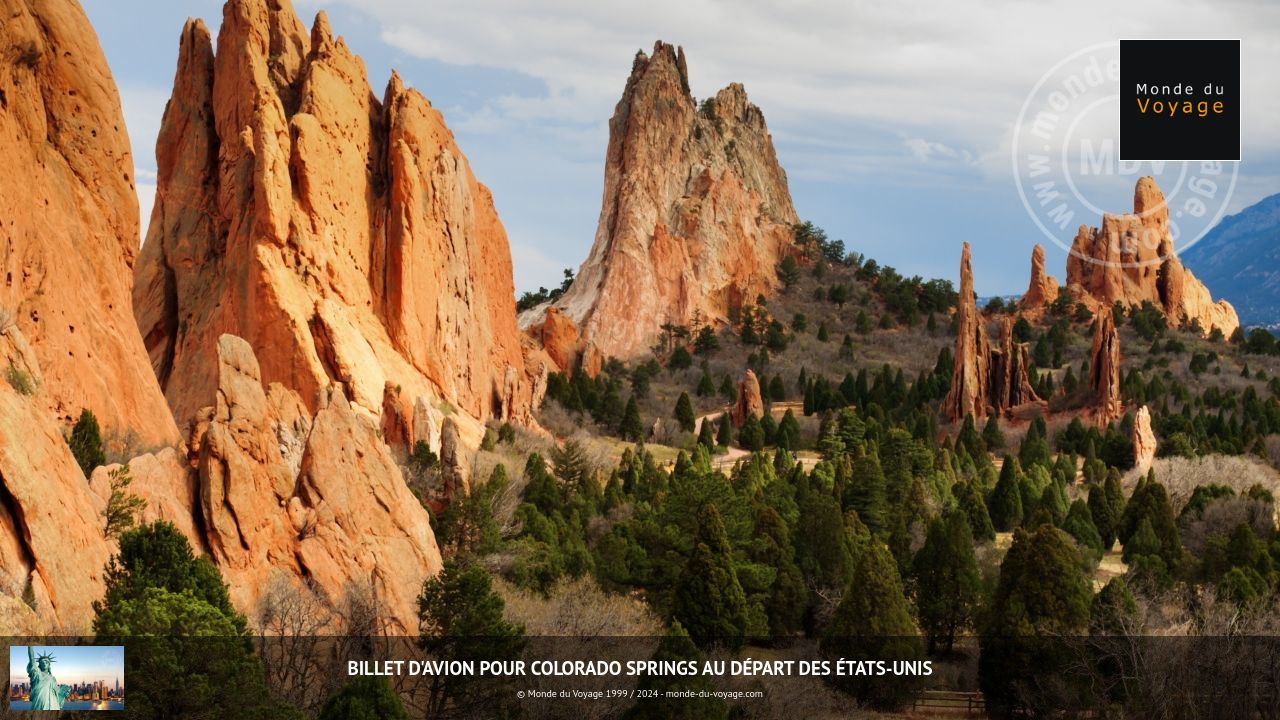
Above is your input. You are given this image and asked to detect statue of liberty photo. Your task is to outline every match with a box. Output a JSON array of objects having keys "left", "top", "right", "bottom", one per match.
[{"left": 26, "top": 646, "right": 71, "bottom": 710}]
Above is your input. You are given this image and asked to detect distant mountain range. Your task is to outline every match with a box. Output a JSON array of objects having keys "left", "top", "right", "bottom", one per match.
[{"left": 1182, "top": 192, "right": 1280, "bottom": 328}]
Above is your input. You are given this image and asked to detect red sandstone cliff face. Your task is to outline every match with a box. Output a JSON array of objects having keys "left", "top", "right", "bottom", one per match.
[
  {"left": 0, "top": 0, "right": 178, "bottom": 446},
  {"left": 523, "top": 41, "right": 799, "bottom": 361},
  {"left": 133, "top": 2, "right": 547, "bottom": 448},
  {"left": 1065, "top": 177, "right": 1239, "bottom": 337}
]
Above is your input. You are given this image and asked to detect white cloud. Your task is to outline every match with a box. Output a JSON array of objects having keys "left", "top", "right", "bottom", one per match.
[{"left": 312, "top": 0, "right": 1280, "bottom": 186}]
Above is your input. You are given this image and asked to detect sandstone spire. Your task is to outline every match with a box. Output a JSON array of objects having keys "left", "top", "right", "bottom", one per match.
[
  {"left": 1089, "top": 311, "right": 1123, "bottom": 426},
  {"left": 1065, "top": 177, "right": 1238, "bottom": 337},
  {"left": 988, "top": 317, "right": 1041, "bottom": 413},
  {"left": 134, "top": 2, "right": 548, "bottom": 448},
  {"left": 731, "top": 369, "right": 765, "bottom": 427},
  {"left": 943, "top": 243, "right": 990, "bottom": 422},
  {"left": 0, "top": 0, "right": 178, "bottom": 445},
  {"left": 1020, "top": 244, "right": 1059, "bottom": 312},
  {"left": 1132, "top": 405, "right": 1157, "bottom": 473},
  {"left": 524, "top": 41, "right": 800, "bottom": 360}
]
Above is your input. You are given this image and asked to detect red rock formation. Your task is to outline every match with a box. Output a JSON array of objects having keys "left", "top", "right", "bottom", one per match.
[
  {"left": 0, "top": 344, "right": 111, "bottom": 632},
  {"left": 1089, "top": 311, "right": 1123, "bottom": 426},
  {"left": 0, "top": 0, "right": 178, "bottom": 445},
  {"left": 1020, "top": 244, "right": 1059, "bottom": 312},
  {"left": 988, "top": 317, "right": 1041, "bottom": 414},
  {"left": 133, "top": 3, "right": 544, "bottom": 450},
  {"left": 524, "top": 41, "right": 799, "bottom": 359},
  {"left": 531, "top": 306, "right": 588, "bottom": 375},
  {"left": 191, "top": 334, "right": 442, "bottom": 631},
  {"left": 943, "top": 243, "right": 991, "bottom": 422},
  {"left": 1132, "top": 405, "right": 1157, "bottom": 473},
  {"left": 1066, "top": 177, "right": 1238, "bottom": 337},
  {"left": 731, "top": 369, "right": 765, "bottom": 427}
]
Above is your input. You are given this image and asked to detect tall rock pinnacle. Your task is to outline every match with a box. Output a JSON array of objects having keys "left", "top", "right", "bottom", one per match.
[
  {"left": 1089, "top": 310, "right": 1123, "bottom": 426},
  {"left": 524, "top": 41, "right": 800, "bottom": 361},
  {"left": 943, "top": 243, "right": 990, "bottom": 422},
  {"left": 1066, "top": 176, "right": 1239, "bottom": 337},
  {"left": 134, "top": 1, "right": 548, "bottom": 445}
]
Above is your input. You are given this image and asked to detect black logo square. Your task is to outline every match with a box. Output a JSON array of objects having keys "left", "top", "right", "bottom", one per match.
[{"left": 1120, "top": 39, "right": 1240, "bottom": 161}]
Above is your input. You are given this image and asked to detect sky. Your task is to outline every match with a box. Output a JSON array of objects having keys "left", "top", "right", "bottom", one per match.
[
  {"left": 9, "top": 646, "right": 124, "bottom": 687},
  {"left": 82, "top": 0, "right": 1280, "bottom": 296}
]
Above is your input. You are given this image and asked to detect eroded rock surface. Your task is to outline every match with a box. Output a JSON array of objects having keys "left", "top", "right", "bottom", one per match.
[
  {"left": 525, "top": 41, "right": 799, "bottom": 360},
  {"left": 134, "top": 2, "right": 544, "bottom": 450},
  {"left": 1066, "top": 177, "right": 1239, "bottom": 337}
]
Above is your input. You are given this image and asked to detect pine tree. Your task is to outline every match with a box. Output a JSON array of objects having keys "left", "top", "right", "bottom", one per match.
[
  {"left": 719, "top": 375, "right": 736, "bottom": 403},
  {"left": 696, "top": 365, "right": 715, "bottom": 397},
  {"left": 419, "top": 560, "right": 526, "bottom": 719},
  {"left": 69, "top": 408, "right": 106, "bottom": 476},
  {"left": 674, "top": 392, "right": 696, "bottom": 433},
  {"left": 823, "top": 541, "right": 924, "bottom": 710},
  {"left": 954, "top": 481, "right": 996, "bottom": 542},
  {"left": 979, "top": 525, "right": 1092, "bottom": 717},
  {"left": 776, "top": 409, "right": 801, "bottom": 451},
  {"left": 751, "top": 503, "right": 807, "bottom": 636},
  {"left": 319, "top": 677, "right": 409, "bottom": 720},
  {"left": 768, "top": 374, "right": 786, "bottom": 402},
  {"left": 737, "top": 415, "right": 765, "bottom": 452},
  {"left": 913, "top": 511, "right": 981, "bottom": 653},
  {"left": 1062, "top": 499, "right": 1104, "bottom": 564},
  {"left": 988, "top": 457, "right": 1024, "bottom": 531},
  {"left": 982, "top": 415, "right": 1004, "bottom": 450},
  {"left": 845, "top": 454, "right": 888, "bottom": 536},
  {"left": 817, "top": 321, "right": 830, "bottom": 342},
  {"left": 624, "top": 622, "right": 728, "bottom": 720},
  {"left": 620, "top": 397, "right": 643, "bottom": 441},
  {"left": 672, "top": 505, "right": 749, "bottom": 649},
  {"left": 1090, "top": 577, "right": 1139, "bottom": 636},
  {"left": 697, "top": 419, "right": 716, "bottom": 450},
  {"left": 716, "top": 413, "right": 733, "bottom": 447}
]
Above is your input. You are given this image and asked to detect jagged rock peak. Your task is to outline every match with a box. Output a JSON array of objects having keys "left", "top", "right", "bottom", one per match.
[
  {"left": 135, "top": 0, "right": 549, "bottom": 448},
  {"left": 1065, "top": 176, "right": 1239, "bottom": 337},
  {"left": 524, "top": 40, "right": 800, "bottom": 360},
  {"left": 0, "top": 0, "right": 179, "bottom": 444}
]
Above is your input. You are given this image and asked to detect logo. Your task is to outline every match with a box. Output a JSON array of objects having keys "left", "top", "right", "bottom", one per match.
[{"left": 1012, "top": 41, "right": 1238, "bottom": 267}]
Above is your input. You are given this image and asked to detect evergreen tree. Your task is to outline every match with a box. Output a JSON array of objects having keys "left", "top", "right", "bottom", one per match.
[
  {"left": 751, "top": 503, "right": 807, "bottom": 636},
  {"left": 696, "top": 365, "right": 716, "bottom": 397},
  {"left": 1090, "top": 577, "right": 1139, "bottom": 636},
  {"left": 69, "top": 408, "right": 106, "bottom": 476},
  {"left": 954, "top": 481, "right": 996, "bottom": 542},
  {"left": 768, "top": 374, "right": 786, "bottom": 402},
  {"left": 988, "top": 457, "right": 1024, "bottom": 531},
  {"left": 979, "top": 525, "right": 1092, "bottom": 717},
  {"left": 982, "top": 415, "right": 1004, "bottom": 450},
  {"left": 716, "top": 412, "right": 733, "bottom": 447},
  {"left": 776, "top": 409, "right": 801, "bottom": 451},
  {"left": 624, "top": 622, "right": 728, "bottom": 720},
  {"left": 913, "top": 512, "right": 981, "bottom": 653},
  {"left": 823, "top": 541, "right": 925, "bottom": 710},
  {"left": 1062, "top": 499, "right": 1105, "bottom": 564},
  {"left": 1118, "top": 474, "right": 1181, "bottom": 571},
  {"left": 93, "top": 522, "right": 298, "bottom": 719},
  {"left": 844, "top": 454, "right": 888, "bottom": 536},
  {"left": 419, "top": 559, "right": 526, "bottom": 719},
  {"left": 817, "top": 321, "right": 830, "bottom": 342},
  {"left": 319, "top": 677, "right": 409, "bottom": 720},
  {"left": 737, "top": 415, "right": 765, "bottom": 452},
  {"left": 697, "top": 419, "right": 716, "bottom": 450},
  {"left": 672, "top": 505, "right": 749, "bottom": 649},
  {"left": 620, "top": 397, "right": 644, "bottom": 441},
  {"left": 674, "top": 392, "right": 696, "bottom": 433},
  {"left": 719, "top": 375, "right": 737, "bottom": 403}
]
